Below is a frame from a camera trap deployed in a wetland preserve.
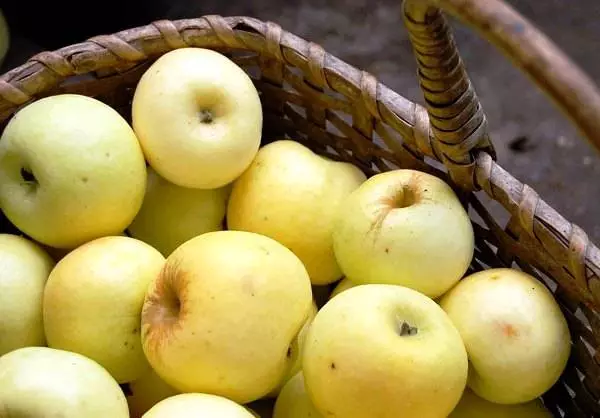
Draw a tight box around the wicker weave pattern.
[0,3,599,416]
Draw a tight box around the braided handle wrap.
[402,0,600,191]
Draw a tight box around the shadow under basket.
[1,0,600,416]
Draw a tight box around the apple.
[303,284,468,418]
[227,140,367,285]
[273,372,323,418]
[448,388,552,418]
[125,367,179,418]
[43,235,166,383]
[141,230,313,404]
[0,346,129,417]
[127,166,231,256]
[439,268,571,404]
[332,169,474,298]
[267,300,319,397]
[0,94,147,249]
[143,393,256,418]
[329,277,360,299]
[131,47,262,190]
[0,8,9,67]
[0,233,54,356]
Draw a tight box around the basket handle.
[402,0,600,190]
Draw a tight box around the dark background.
[2,0,600,243]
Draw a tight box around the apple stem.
[199,109,214,124]
[399,321,419,336]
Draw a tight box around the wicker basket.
[1,0,599,416]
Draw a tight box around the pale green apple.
[267,300,319,397]
[43,235,166,383]
[227,140,367,285]
[141,230,313,404]
[0,8,9,67]
[0,233,54,356]
[0,346,129,417]
[126,367,179,418]
[303,284,468,418]
[0,94,147,249]
[132,47,262,190]
[448,388,552,418]
[439,268,571,405]
[127,166,231,257]
[273,372,323,418]
[143,393,256,418]
[329,277,360,299]
[332,169,474,298]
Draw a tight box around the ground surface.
[2,0,600,242]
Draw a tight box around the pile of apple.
[0,47,571,418]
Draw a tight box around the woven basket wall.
[1,0,599,416]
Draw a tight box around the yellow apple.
[332,169,474,298]
[126,367,179,418]
[0,233,54,356]
[303,284,468,418]
[0,346,129,417]
[0,94,147,249]
[127,166,231,257]
[329,277,360,299]
[143,393,256,418]
[43,235,166,383]
[273,372,323,418]
[0,8,9,67]
[268,300,319,397]
[439,268,571,404]
[448,388,552,418]
[227,140,367,285]
[141,230,313,404]
[132,47,262,190]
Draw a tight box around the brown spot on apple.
[498,322,519,338]
[330,362,336,370]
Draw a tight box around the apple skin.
[131,47,262,190]
[273,372,323,418]
[267,300,319,398]
[303,284,468,418]
[127,166,231,257]
[448,388,552,418]
[125,367,179,418]
[0,233,55,356]
[439,268,571,404]
[141,230,313,404]
[332,169,474,298]
[0,346,129,417]
[227,140,367,285]
[0,94,147,249]
[43,235,166,384]
[143,393,256,418]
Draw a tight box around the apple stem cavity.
[199,109,214,124]
[20,167,38,187]
[396,186,417,209]
[398,321,419,337]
